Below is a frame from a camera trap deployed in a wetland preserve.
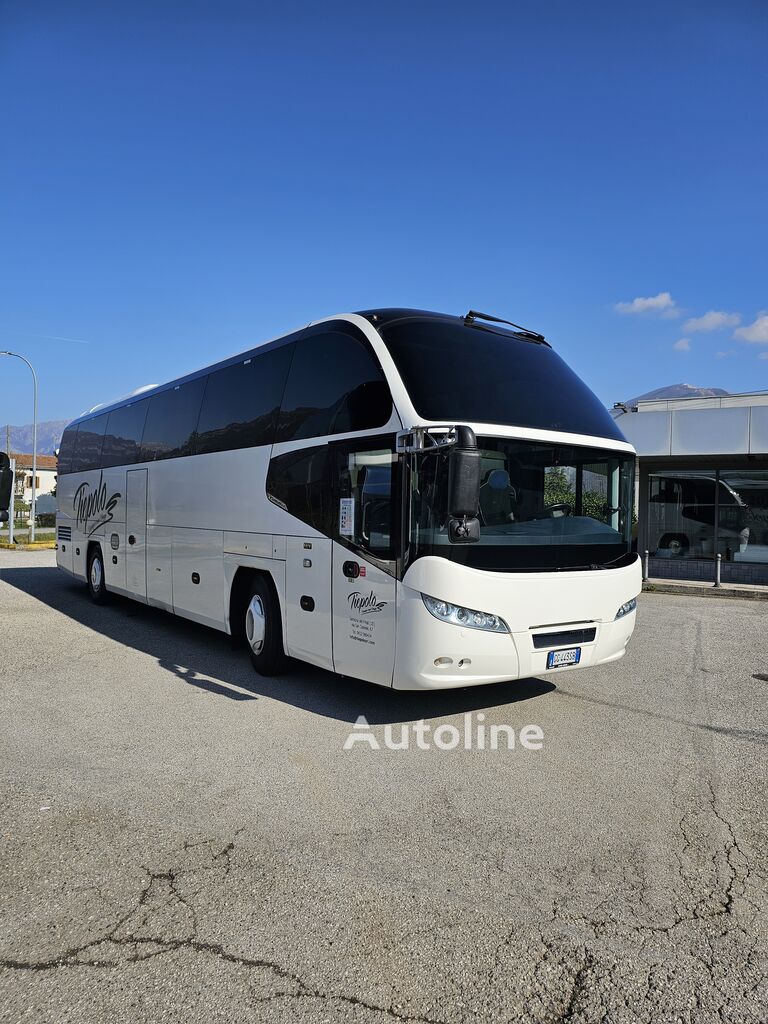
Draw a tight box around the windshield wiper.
[550,552,634,572]
[463,309,547,344]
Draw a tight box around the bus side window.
[266,446,332,534]
[102,400,149,469]
[57,425,79,476]
[277,324,392,443]
[650,478,680,505]
[196,343,295,455]
[139,378,206,462]
[71,414,109,474]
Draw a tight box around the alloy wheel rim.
[90,557,102,591]
[245,595,266,655]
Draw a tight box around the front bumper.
[393,588,637,691]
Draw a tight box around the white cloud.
[734,312,768,344]
[615,291,677,316]
[673,337,690,351]
[716,350,734,359]
[683,310,741,333]
[758,351,768,361]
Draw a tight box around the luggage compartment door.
[285,536,333,671]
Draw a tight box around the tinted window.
[57,426,79,475]
[337,446,396,561]
[102,400,150,468]
[197,344,294,455]
[277,326,391,442]
[266,446,331,533]
[71,414,108,473]
[379,317,625,442]
[139,378,206,462]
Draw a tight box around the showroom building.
[614,391,768,586]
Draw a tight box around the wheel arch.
[228,564,285,648]
[86,538,104,564]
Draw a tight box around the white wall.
[18,468,57,503]
[617,399,768,457]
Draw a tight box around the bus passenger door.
[125,469,148,601]
[331,444,397,687]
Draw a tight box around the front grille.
[57,525,72,541]
[532,627,596,650]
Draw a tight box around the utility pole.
[0,352,38,541]
[8,457,15,545]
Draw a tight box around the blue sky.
[1,0,766,425]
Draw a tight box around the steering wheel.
[541,503,573,518]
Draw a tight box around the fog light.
[434,657,453,667]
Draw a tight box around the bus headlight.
[615,597,637,619]
[422,594,509,633]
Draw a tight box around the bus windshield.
[378,315,625,441]
[408,438,635,572]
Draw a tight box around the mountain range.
[1,419,69,456]
[621,383,730,407]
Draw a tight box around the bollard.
[714,552,722,588]
[643,549,649,582]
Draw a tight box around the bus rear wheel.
[87,544,110,605]
[244,576,287,676]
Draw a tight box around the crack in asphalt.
[0,836,449,1024]
[0,807,764,1024]
[0,763,763,1024]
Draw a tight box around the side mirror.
[448,426,481,544]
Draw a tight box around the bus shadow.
[0,565,555,724]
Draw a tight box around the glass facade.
[719,469,768,563]
[647,467,768,564]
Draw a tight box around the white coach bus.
[56,309,641,690]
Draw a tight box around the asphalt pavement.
[1,550,766,1023]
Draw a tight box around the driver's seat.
[479,469,516,525]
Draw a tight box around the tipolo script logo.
[74,473,121,536]
[348,591,387,615]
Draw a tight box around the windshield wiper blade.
[463,309,546,343]
[552,553,632,572]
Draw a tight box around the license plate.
[547,647,581,669]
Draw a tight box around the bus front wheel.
[87,544,110,605]
[244,576,287,676]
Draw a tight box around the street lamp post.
[1,351,38,542]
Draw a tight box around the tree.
[543,467,610,522]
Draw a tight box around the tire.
[243,575,287,676]
[87,544,110,605]
[658,533,689,558]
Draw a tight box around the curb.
[642,581,768,601]
[0,542,57,551]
